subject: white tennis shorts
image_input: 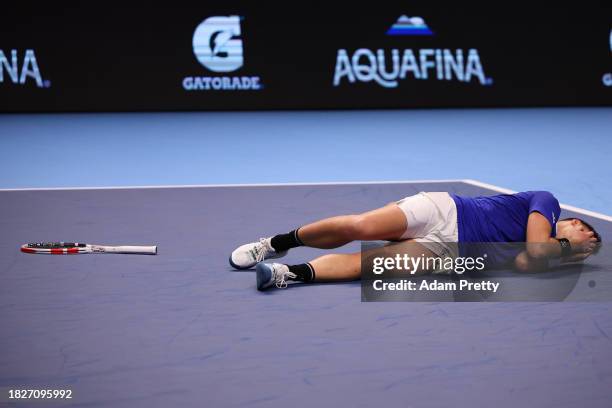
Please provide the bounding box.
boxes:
[396,192,459,259]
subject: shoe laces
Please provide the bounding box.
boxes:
[273,264,297,289]
[253,238,272,263]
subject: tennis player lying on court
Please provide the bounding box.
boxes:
[229,191,602,290]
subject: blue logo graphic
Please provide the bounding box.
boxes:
[193,16,243,73]
[386,15,433,36]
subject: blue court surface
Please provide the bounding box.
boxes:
[1,107,611,214]
[1,180,612,407]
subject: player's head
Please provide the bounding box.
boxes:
[557,218,602,254]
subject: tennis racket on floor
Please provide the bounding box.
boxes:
[21,242,157,255]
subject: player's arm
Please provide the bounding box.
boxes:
[514,212,557,272]
[515,212,596,272]
[525,212,562,258]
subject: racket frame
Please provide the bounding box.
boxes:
[21,243,157,255]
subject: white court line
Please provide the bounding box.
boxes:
[0,179,462,191]
[1,179,610,222]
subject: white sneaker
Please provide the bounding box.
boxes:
[256,263,296,290]
[229,237,288,270]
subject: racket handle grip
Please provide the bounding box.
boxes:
[104,245,157,255]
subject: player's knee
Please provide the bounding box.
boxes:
[514,255,530,272]
[347,215,377,240]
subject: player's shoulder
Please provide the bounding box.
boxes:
[516,191,560,211]
[516,190,557,200]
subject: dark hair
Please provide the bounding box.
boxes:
[560,217,602,254]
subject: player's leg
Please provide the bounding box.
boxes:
[230,202,408,269]
[297,203,407,248]
[256,240,439,290]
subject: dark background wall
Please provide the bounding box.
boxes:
[1,2,611,112]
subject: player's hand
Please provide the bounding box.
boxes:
[561,231,597,263]
[568,230,598,255]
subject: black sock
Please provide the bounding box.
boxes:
[287,263,315,283]
[270,228,303,252]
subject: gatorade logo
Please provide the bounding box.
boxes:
[183,15,262,91]
[193,16,243,73]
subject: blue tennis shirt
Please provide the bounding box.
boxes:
[452,191,561,243]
